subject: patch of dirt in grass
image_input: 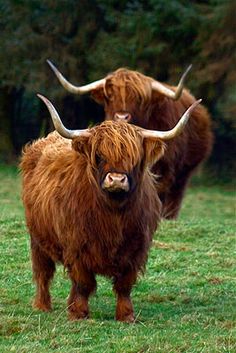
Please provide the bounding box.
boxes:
[152,240,190,251]
[0,320,22,337]
[207,277,224,285]
[180,295,192,304]
[147,293,176,303]
[2,298,20,305]
[132,345,151,353]
[220,320,236,329]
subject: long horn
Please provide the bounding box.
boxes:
[151,65,192,100]
[47,60,105,94]
[37,94,91,139]
[141,99,202,140]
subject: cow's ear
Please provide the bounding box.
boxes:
[72,136,91,156]
[143,137,166,167]
[91,87,105,105]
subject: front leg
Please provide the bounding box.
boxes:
[67,262,96,320]
[113,270,137,323]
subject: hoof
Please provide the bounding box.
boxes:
[68,310,89,321]
[68,298,89,320]
[33,300,52,312]
[116,311,135,323]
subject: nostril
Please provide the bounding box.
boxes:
[114,113,119,121]
[108,174,114,183]
[120,175,127,183]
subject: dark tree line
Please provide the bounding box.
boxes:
[0,0,235,177]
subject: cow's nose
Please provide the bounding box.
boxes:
[114,112,131,122]
[107,173,127,184]
[102,173,129,192]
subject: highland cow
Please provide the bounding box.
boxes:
[48,61,213,219]
[20,95,200,322]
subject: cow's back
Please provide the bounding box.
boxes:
[20,132,70,181]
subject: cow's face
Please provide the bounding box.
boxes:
[73,121,165,208]
[91,69,153,128]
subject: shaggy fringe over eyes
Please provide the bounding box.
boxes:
[89,121,144,170]
[108,68,152,107]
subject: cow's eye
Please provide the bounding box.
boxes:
[95,153,103,165]
[104,83,114,102]
[104,93,113,103]
[108,94,114,102]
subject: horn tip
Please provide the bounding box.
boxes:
[37,93,44,99]
[47,59,58,73]
[187,99,202,114]
[46,59,53,67]
[195,98,202,106]
[182,64,192,79]
[37,93,49,105]
[187,64,193,71]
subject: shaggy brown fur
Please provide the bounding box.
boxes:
[20,121,165,322]
[91,68,213,219]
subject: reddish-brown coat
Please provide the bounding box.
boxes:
[20,121,164,322]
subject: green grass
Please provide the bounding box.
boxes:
[0,164,235,353]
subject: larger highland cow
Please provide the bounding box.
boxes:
[20,95,200,322]
[48,61,213,219]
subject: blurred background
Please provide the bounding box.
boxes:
[0,0,235,181]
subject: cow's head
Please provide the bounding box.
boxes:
[37,94,200,207]
[93,69,153,126]
[73,121,165,207]
[47,61,191,126]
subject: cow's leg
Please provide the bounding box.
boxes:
[162,185,187,219]
[31,240,55,312]
[67,263,96,320]
[162,168,194,220]
[113,271,137,323]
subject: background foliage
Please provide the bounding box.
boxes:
[0,0,235,177]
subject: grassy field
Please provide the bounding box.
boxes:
[0,164,235,353]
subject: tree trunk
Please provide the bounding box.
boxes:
[0,88,16,162]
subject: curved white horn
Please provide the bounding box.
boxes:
[47,60,106,94]
[37,94,91,139]
[141,99,202,140]
[151,65,192,100]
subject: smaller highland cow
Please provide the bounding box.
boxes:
[20,95,200,322]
